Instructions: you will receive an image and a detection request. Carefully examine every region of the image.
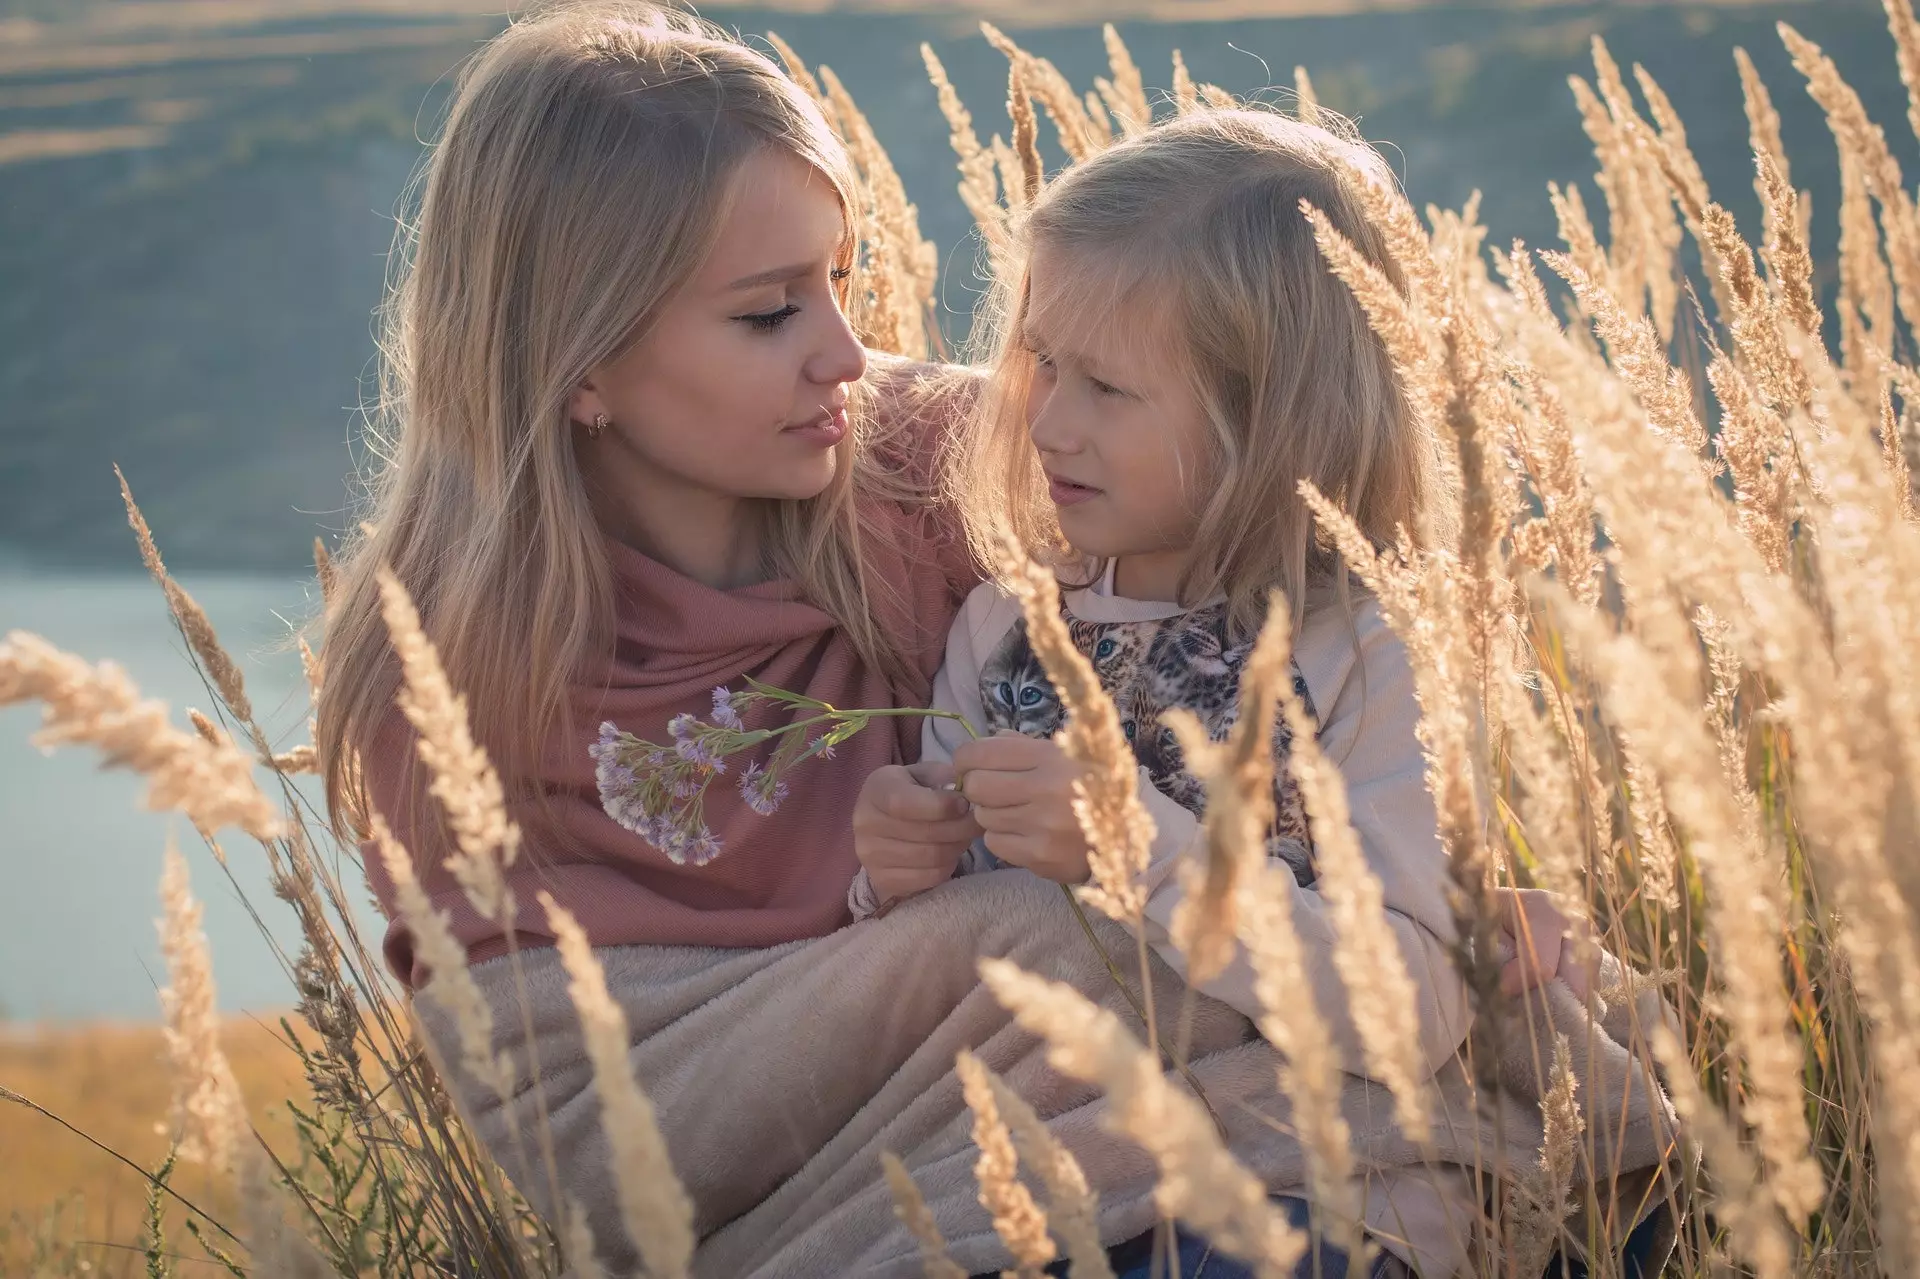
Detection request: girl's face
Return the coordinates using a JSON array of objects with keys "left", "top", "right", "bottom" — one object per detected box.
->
[
  {"left": 1022, "top": 244, "right": 1213, "bottom": 601},
  {"left": 570, "top": 148, "right": 867, "bottom": 512}
]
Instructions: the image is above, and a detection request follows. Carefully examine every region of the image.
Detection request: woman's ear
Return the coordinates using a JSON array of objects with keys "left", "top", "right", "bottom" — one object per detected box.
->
[{"left": 568, "top": 380, "right": 606, "bottom": 429}]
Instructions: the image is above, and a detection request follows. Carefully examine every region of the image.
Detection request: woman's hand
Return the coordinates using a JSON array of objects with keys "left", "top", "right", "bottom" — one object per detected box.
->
[
  {"left": 853, "top": 761, "right": 983, "bottom": 903},
  {"left": 1495, "top": 887, "right": 1597, "bottom": 999},
  {"left": 951, "top": 733, "right": 1094, "bottom": 885}
]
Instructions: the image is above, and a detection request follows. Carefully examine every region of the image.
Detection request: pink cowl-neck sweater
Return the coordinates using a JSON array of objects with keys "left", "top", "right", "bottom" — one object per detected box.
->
[{"left": 361, "top": 375, "right": 979, "bottom": 988}]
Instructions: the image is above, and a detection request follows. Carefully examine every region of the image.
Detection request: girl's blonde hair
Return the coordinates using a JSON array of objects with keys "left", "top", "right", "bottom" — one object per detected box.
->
[
  {"left": 317, "top": 2, "right": 909, "bottom": 839},
  {"left": 956, "top": 107, "right": 1437, "bottom": 638}
]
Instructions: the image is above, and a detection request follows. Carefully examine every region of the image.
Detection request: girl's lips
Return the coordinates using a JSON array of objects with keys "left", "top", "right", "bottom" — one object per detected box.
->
[
  {"left": 1048, "top": 475, "right": 1101, "bottom": 507},
  {"left": 782, "top": 405, "right": 848, "bottom": 448}
]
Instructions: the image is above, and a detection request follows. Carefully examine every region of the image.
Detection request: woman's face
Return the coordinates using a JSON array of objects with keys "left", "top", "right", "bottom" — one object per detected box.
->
[{"left": 570, "top": 148, "right": 867, "bottom": 510}]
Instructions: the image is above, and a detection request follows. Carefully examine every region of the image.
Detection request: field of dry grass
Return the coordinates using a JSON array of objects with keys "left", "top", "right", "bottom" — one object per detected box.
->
[{"left": 0, "top": 1018, "right": 310, "bottom": 1274}]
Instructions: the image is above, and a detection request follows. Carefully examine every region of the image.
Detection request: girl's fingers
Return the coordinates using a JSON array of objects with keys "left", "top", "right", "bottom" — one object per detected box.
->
[
  {"left": 970, "top": 801, "right": 1042, "bottom": 835},
  {"left": 867, "top": 813, "right": 982, "bottom": 846},
  {"left": 952, "top": 734, "right": 1049, "bottom": 776},
  {"left": 958, "top": 767, "right": 1035, "bottom": 808},
  {"left": 982, "top": 831, "right": 1045, "bottom": 867}
]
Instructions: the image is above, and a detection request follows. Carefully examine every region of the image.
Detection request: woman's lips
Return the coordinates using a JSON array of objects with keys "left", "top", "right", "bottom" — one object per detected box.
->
[
  {"left": 1048, "top": 475, "right": 1101, "bottom": 507},
  {"left": 782, "top": 405, "right": 848, "bottom": 448}
]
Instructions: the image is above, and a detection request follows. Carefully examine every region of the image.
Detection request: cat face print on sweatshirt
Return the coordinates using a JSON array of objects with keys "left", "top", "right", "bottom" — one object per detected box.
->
[{"left": 975, "top": 599, "right": 1320, "bottom": 886}]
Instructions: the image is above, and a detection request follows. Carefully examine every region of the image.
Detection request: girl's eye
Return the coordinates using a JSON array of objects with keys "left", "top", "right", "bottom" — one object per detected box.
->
[
  {"left": 1032, "top": 350, "right": 1056, "bottom": 372},
  {"left": 830, "top": 266, "right": 853, "bottom": 282},
  {"left": 1089, "top": 375, "right": 1124, "bottom": 397},
  {"left": 736, "top": 303, "right": 801, "bottom": 332}
]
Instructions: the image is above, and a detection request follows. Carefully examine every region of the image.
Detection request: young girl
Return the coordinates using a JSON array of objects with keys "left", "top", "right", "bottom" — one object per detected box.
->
[{"left": 851, "top": 109, "right": 1476, "bottom": 1277}]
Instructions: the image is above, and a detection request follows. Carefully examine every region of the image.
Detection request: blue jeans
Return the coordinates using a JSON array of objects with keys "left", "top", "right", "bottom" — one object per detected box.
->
[
  {"left": 1098, "top": 1197, "right": 1400, "bottom": 1279},
  {"left": 985, "top": 1196, "right": 1676, "bottom": 1279}
]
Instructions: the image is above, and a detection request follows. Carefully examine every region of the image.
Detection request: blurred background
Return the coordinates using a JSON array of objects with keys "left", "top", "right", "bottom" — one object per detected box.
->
[{"left": 0, "top": 0, "right": 1913, "bottom": 1026}]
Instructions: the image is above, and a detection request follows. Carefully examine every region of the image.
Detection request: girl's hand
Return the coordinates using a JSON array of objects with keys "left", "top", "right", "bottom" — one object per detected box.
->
[
  {"left": 1495, "top": 887, "right": 1597, "bottom": 999},
  {"left": 951, "top": 733, "right": 1093, "bottom": 885},
  {"left": 852, "top": 761, "right": 983, "bottom": 903}
]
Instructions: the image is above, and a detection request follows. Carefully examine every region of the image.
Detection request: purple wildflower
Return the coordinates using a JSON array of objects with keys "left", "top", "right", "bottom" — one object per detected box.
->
[
  {"left": 667, "top": 713, "right": 698, "bottom": 742},
  {"left": 674, "top": 734, "right": 726, "bottom": 771},
  {"left": 809, "top": 735, "right": 837, "bottom": 760},
  {"left": 710, "top": 686, "right": 744, "bottom": 731},
  {"left": 685, "top": 828, "right": 724, "bottom": 866},
  {"left": 737, "top": 761, "right": 790, "bottom": 817}
]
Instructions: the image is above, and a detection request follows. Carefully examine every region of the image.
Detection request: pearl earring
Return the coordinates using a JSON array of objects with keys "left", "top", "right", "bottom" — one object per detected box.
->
[{"left": 588, "top": 412, "right": 609, "bottom": 439}]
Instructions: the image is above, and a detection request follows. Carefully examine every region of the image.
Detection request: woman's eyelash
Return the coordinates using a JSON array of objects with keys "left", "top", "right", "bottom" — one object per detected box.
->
[
  {"left": 737, "top": 304, "right": 801, "bottom": 331},
  {"left": 830, "top": 266, "right": 852, "bottom": 282}
]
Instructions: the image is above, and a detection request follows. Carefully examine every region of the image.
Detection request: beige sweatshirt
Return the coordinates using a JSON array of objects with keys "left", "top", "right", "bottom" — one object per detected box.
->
[{"left": 850, "top": 564, "right": 1478, "bottom": 1274}]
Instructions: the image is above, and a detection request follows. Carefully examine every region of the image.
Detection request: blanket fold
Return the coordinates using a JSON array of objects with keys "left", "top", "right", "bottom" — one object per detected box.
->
[{"left": 415, "top": 870, "right": 1683, "bottom": 1278}]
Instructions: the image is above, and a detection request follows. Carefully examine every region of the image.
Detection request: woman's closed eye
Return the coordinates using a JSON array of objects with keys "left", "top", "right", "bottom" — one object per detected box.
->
[{"left": 735, "top": 302, "right": 801, "bottom": 331}]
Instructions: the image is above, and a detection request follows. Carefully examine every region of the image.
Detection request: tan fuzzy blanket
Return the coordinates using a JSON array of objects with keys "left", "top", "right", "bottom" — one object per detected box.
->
[{"left": 415, "top": 870, "right": 1681, "bottom": 1278}]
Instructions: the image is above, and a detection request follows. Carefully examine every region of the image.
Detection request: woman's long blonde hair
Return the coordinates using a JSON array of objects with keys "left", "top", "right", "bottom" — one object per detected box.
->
[
  {"left": 956, "top": 107, "right": 1437, "bottom": 638},
  {"left": 317, "top": 2, "right": 910, "bottom": 838}
]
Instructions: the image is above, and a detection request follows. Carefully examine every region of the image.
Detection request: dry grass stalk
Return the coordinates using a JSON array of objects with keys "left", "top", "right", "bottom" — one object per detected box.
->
[
  {"left": 313, "top": 536, "right": 338, "bottom": 610},
  {"left": 564, "top": 1199, "right": 610, "bottom": 1279},
  {"left": 818, "top": 62, "right": 937, "bottom": 360},
  {"left": 1490, "top": 669, "right": 1591, "bottom": 908},
  {"left": 1541, "top": 250, "right": 1711, "bottom": 459},
  {"left": 1160, "top": 599, "right": 1291, "bottom": 984},
  {"left": 1293, "top": 65, "right": 1321, "bottom": 124},
  {"left": 1542, "top": 591, "right": 1823, "bottom": 1223},
  {"left": 1704, "top": 353, "right": 1793, "bottom": 570},
  {"left": 979, "top": 22, "right": 1099, "bottom": 162},
  {"left": 1758, "top": 150, "right": 1821, "bottom": 340},
  {"left": 0, "top": 630, "right": 283, "bottom": 838},
  {"left": 1784, "top": 23, "right": 1920, "bottom": 336},
  {"left": 955, "top": 1051, "right": 1056, "bottom": 1277},
  {"left": 157, "top": 839, "right": 248, "bottom": 1173},
  {"left": 1301, "top": 202, "right": 1441, "bottom": 432},
  {"left": 239, "top": 1153, "right": 337, "bottom": 1279},
  {"left": 541, "top": 891, "right": 696, "bottom": 1279},
  {"left": 1699, "top": 200, "right": 1814, "bottom": 413},
  {"left": 1885, "top": 0, "right": 1920, "bottom": 153},
  {"left": 1651, "top": 1029, "right": 1794, "bottom": 1279},
  {"left": 1883, "top": 385, "right": 1917, "bottom": 518},
  {"left": 1008, "top": 59, "right": 1043, "bottom": 206},
  {"left": 269, "top": 744, "right": 319, "bottom": 774},
  {"left": 1198, "top": 83, "right": 1236, "bottom": 110},
  {"left": 881, "top": 1152, "right": 969, "bottom": 1279},
  {"left": 1839, "top": 149, "right": 1896, "bottom": 384},
  {"left": 979, "top": 958, "right": 1308, "bottom": 1277},
  {"left": 117, "top": 468, "right": 255, "bottom": 729},
  {"left": 1171, "top": 49, "right": 1196, "bottom": 115},
  {"left": 1502, "top": 1033, "right": 1582, "bottom": 1279},
  {"left": 1160, "top": 601, "right": 1363, "bottom": 1241},
  {"left": 375, "top": 566, "right": 519, "bottom": 920},
  {"left": 922, "top": 43, "right": 1006, "bottom": 247},
  {"left": 1736, "top": 47, "right": 1792, "bottom": 232},
  {"left": 297, "top": 634, "right": 321, "bottom": 696},
  {"left": 993, "top": 540, "right": 1155, "bottom": 923},
  {"left": 1100, "top": 24, "right": 1150, "bottom": 135},
  {"left": 981, "top": 1069, "right": 1115, "bottom": 1279},
  {"left": 1270, "top": 620, "right": 1432, "bottom": 1142},
  {"left": 365, "top": 811, "right": 513, "bottom": 1100}
]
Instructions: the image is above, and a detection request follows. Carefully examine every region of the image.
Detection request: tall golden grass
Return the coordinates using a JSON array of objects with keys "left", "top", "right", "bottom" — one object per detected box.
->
[{"left": 5, "top": 6, "right": 1920, "bottom": 1276}]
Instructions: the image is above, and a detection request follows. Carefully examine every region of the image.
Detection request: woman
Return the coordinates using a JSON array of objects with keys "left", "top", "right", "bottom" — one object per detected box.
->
[{"left": 315, "top": 6, "right": 1655, "bottom": 1276}]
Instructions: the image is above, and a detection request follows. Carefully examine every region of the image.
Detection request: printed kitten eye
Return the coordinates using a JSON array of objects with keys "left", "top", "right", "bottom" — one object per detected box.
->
[
  {"left": 994, "top": 681, "right": 1015, "bottom": 708},
  {"left": 1122, "top": 720, "right": 1136, "bottom": 741},
  {"left": 1095, "top": 637, "right": 1117, "bottom": 660},
  {"left": 1018, "top": 685, "right": 1046, "bottom": 708}
]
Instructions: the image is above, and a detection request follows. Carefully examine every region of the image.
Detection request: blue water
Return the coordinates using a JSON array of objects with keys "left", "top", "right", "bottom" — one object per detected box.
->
[{"left": 0, "top": 568, "right": 385, "bottom": 1021}]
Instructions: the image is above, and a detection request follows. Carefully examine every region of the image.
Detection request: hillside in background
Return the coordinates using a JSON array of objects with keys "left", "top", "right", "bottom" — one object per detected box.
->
[{"left": 0, "top": 0, "right": 1912, "bottom": 569}]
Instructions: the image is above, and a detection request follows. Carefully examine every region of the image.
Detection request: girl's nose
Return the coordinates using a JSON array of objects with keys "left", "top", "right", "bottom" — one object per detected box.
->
[
  {"left": 806, "top": 302, "right": 868, "bottom": 388},
  {"left": 1027, "top": 394, "right": 1082, "bottom": 456}
]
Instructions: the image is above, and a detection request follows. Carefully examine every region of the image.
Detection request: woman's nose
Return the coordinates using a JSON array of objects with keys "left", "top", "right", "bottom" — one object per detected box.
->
[{"left": 807, "top": 303, "right": 868, "bottom": 387}]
